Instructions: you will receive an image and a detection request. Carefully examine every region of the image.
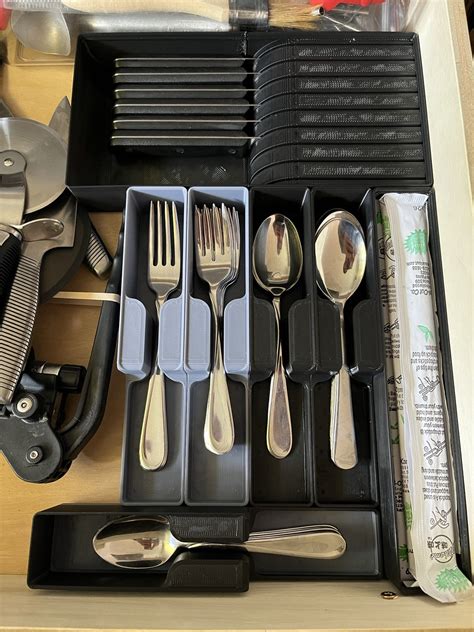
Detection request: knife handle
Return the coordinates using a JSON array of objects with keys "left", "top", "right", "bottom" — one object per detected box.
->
[
  {"left": 0, "top": 255, "right": 40, "bottom": 405},
  {"left": 0, "top": 227, "right": 21, "bottom": 318}
]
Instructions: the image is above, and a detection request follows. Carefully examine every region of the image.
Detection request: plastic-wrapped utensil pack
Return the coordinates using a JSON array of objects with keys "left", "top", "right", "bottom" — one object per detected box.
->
[{"left": 377, "top": 193, "right": 473, "bottom": 603}]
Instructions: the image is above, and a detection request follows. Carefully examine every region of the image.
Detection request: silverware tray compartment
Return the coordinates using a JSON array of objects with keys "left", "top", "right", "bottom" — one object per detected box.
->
[
  {"left": 185, "top": 187, "right": 250, "bottom": 506},
  {"left": 118, "top": 187, "right": 188, "bottom": 505},
  {"left": 118, "top": 186, "right": 251, "bottom": 507},
  {"left": 249, "top": 187, "right": 317, "bottom": 505},
  {"left": 28, "top": 505, "right": 381, "bottom": 590},
  {"left": 309, "top": 186, "right": 384, "bottom": 507}
]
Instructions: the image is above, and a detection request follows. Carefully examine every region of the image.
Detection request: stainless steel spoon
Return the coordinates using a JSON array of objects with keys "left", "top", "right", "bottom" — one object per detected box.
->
[
  {"left": 93, "top": 517, "right": 347, "bottom": 569},
  {"left": 315, "top": 210, "right": 367, "bottom": 470},
  {"left": 253, "top": 214, "right": 303, "bottom": 459}
]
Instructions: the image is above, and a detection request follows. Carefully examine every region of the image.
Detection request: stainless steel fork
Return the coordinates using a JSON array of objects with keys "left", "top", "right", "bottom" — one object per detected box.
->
[
  {"left": 139, "top": 200, "right": 181, "bottom": 471},
  {"left": 194, "top": 204, "right": 240, "bottom": 455}
]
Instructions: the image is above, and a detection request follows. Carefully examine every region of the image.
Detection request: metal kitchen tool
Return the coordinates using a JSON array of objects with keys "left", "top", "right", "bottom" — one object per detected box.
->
[
  {"left": 46, "top": 97, "right": 112, "bottom": 280},
  {"left": 113, "top": 68, "right": 249, "bottom": 84},
  {"left": 252, "top": 214, "right": 302, "bottom": 459},
  {"left": 194, "top": 203, "right": 240, "bottom": 455},
  {"left": 114, "top": 84, "right": 252, "bottom": 100},
  {"left": 0, "top": 228, "right": 123, "bottom": 483},
  {"left": 315, "top": 210, "right": 367, "bottom": 470},
  {"left": 0, "top": 117, "right": 66, "bottom": 215},
  {"left": 0, "top": 218, "right": 64, "bottom": 313},
  {"left": 113, "top": 99, "right": 253, "bottom": 116},
  {"left": 110, "top": 131, "right": 251, "bottom": 155},
  {"left": 113, "top": 116, "right": 250, "bottom": 132},
  {"left": 0, "top": 195, "right": 76, "bottom": 406},
  {"left": 140, "top": 200, "right": 181, "bottom": 471},
  {"left": 84, "top": 222, "right": 112, "bottom": 280},
  {"left": 93, "top": 517, "right": 347, "bottom": 569},
  {"left": 115, "top": 57, "right": 249, "bottom": 68}
]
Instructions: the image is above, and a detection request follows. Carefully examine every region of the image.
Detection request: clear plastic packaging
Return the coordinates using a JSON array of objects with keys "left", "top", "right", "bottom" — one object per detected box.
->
[{"left": 377, "top": 192, "right": 473, "bottom": 603}]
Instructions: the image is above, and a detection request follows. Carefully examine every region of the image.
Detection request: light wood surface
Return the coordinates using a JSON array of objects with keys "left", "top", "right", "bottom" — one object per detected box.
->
[
  {"left": 0, "top": 1, "right": 473, "bottom": 630},
  {"left": 1, "top": 574, "right": 473, "bottom": 632}
]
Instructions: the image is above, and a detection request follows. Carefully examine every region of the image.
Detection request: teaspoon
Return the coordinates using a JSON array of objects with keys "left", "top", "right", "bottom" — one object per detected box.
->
[
  {"left": 93, "top": 517, "right": 347, "bottom": 569},
  {"left": 252, "top": 214, "right": 303, "bottom": 459},
  {"left": 315, "top": 210, "right": 367, "bottom": 470}
]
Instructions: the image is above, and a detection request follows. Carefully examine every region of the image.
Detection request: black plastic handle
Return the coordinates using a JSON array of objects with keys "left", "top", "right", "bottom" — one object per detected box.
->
[
  {"left": 0, "top": 228, "right": 21, "bottom": 318},
  {"left": 61, "top": 225, "right": 124, "bottom": 461}
]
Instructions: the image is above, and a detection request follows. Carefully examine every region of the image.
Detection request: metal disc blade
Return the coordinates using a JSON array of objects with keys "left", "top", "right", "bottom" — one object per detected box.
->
[{"left": 0, "top": 117, "right": 66, "bottom": 214}]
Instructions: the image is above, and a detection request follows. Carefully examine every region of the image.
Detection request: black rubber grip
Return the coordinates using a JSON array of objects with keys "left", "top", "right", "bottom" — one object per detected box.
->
[{"left": 0, "top": 231, "right": 21, "bottom": 319}]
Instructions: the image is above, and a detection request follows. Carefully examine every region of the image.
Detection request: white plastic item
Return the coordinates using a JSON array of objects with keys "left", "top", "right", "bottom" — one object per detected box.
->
[
  {"left": 62, "top": 0, "right": 229, "bottom": 22},
  {"left": 378, "top": 192, "right": 473, "bottom": 603},
  {"left": 4, "top": 1, "right": 65, "bottom": 9},
  {"left": 376, "top": 202, "right": 415, "bottom": 585}
]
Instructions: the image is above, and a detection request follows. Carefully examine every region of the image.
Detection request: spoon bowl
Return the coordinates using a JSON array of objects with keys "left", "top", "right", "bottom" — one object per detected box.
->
[
  {"left": 315, "top": 210, "right": 367, "bottom": 470},
  {"left": 253, "top": 214, "right": 303, "bottom": 459},
  {"left": 253, "top": 214, "right": 303, "bottom": 297},
  {"left": 315, "top": 209, "right": 366, "bottom": 305}
]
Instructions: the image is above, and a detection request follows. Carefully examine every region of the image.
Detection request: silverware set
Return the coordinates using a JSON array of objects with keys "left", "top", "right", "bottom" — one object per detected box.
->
[
  {"left": 140, "top": 198, "right": 240, "bottom": 470},
  {"left": 140, "top": 198, "right": 366, "bottom": 472},
  {"left": 253, "top": 210, "right": 366, "bottom": 468},
  {"left": 195, "top": 203, "right": 240, "bottom": 455}
]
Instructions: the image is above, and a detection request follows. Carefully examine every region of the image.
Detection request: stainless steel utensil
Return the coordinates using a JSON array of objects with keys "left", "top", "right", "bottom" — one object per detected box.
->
[
  {"left": 139, "top": 200, "right": 181, "bottom": 471},
  {"left": 194, "top": 203, "right": 240, "bottom": 455},
  {"left": 0, "top": 117, "right": 66, "bottom": 216},
  {"left": 93, "top": 517, "right": 347, "bottom": 569},
  {"left": 0, "top": 196, "right": 76, "bottom": 405},
  {"left": 252, "top": 214, "right": 303, "bottom": 459},
  {"left": 315, "top": 210, "right": 367, "bottom": 470}
]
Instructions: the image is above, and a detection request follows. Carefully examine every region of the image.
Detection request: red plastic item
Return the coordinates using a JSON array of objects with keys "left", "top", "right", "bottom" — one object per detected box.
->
[
  {"left": 310, "top": 0, "right": 385, "bottom": 8},
  {"left": 0, "top": 1, "right": 11, "bottom": 31}
]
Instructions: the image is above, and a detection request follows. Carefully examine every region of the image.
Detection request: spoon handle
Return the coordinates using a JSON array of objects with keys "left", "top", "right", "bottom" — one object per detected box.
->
[
  {"left": 330, "top": 306, "right": 358, "bottom": 470},
  {"left": 187, "top": 529, "right": 346, "bottom": 560},
  {"left": 242, "top": 530, "right": 346, "bottom": 560},
  {"left": 267, "top": 297, "right": 292, "bottom": 459}
]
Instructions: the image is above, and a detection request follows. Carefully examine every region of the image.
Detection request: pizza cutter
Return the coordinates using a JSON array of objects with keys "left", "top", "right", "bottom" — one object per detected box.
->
[{"left": 0, "top": 116, "right": 67, "bottom": 304}]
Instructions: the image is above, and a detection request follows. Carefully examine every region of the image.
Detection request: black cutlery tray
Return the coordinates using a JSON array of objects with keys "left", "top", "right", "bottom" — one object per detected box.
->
[
  {"left": 28, "top": 186, "right": 471, "bottom": 593},
  {"left": 67, "top": 31, "right": 432, "bottom": 210},
  {"left": 29, "top": 31, "right": 469, "bottom": 595}
]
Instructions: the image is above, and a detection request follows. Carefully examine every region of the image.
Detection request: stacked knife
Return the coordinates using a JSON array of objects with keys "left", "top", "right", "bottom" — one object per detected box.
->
[{"left": 111, "top": 57, "right": 253, "bottom": 156}]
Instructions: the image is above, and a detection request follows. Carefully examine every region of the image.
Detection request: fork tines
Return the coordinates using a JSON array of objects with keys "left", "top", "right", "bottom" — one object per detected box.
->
[{"left": 149, "top": 199, "right": 180, "bottom": 270}]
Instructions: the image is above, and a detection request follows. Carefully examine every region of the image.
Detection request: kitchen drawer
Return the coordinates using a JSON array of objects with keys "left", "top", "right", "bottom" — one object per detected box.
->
[{"left": 0, "top": 0, "right": 472, "bottom": 629}]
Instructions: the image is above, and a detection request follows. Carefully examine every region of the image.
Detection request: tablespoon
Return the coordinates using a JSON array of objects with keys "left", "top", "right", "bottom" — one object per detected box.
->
[
  {"left": 252, "top": 214, "right": 303, "bottom": 459},
  {"left": 315, "top": 210, "right": 367, "bottom": 470},
  {"left": 93, "top": 517, "right": 347, "bottom": 569}
]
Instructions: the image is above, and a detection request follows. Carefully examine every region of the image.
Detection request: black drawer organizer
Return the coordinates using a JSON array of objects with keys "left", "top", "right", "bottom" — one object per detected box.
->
[
  {"left": 67, "top": 31, "right": 432, "bottom": 210},
  {"left": 28, "top": 32, "right": 470, "bottom": 593}
]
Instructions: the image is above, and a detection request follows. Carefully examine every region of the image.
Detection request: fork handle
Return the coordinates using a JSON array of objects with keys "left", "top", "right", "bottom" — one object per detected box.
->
[
  {"left": 204, "top": 289, "right": 234, "bottom": 455},
  {"left": 139, "top": 370, "right": 168, "bottom": 471},
  {"left": 204, "top": 335, "right": 234, "bottom": 455}
]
